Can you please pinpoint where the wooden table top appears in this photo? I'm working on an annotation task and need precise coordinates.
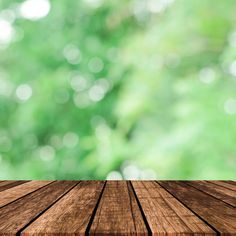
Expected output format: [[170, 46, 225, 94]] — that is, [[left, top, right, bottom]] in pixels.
[[0, 180, 235, 235]]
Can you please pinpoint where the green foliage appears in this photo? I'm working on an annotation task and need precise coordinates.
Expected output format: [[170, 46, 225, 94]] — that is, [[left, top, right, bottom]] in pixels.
[[0, 0, 235, 179]]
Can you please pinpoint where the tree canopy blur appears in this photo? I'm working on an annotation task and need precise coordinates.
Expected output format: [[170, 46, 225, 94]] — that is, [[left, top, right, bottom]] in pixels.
[[0, 0, 236, 180]]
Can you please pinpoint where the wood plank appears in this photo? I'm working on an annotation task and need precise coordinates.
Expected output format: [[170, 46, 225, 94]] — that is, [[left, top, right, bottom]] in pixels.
[[21, 181, 105, 236], [0, 180, 53, 208], [209, 181, 236, 192], [89, 181, 148, 235], [184, 181, 236, 207], [132, 181, 216, 236], [226, 181, 236, 186], [0, 180, 29, 192], [0, 180, 25, 187], [0, 181, 21, 187], [0, 181, 78, 236], [0, 181, 10, 187], [158, 181, 236, 235]]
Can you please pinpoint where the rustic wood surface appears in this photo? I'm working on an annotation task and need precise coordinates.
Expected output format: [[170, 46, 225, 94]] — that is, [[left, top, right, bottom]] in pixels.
[[0, 180, 235, 236]]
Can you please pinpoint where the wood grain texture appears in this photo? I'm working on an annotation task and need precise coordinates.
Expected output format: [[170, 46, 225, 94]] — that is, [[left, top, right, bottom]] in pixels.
[[132, 181, 216, 236], [0, 180, 53, 208], [0, 180, 29, 192], [21, 181, 104, 236], [89, 181, 148, 235], [158, 181, 236, 235], [0, 180, 235, 236], [226, 181, 236, 186], [184, 181, 236, 207], [0, 181, 10, 186], [209, 181, 236, 192], [0, 181, 78, 236]]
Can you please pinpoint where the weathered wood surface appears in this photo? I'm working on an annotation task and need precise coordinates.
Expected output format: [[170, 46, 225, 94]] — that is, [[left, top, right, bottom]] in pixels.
[[0, 180, 235, 235]]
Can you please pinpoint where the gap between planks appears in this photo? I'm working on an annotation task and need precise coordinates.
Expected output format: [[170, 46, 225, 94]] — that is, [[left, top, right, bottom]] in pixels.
[[16, 181, 80, 236]]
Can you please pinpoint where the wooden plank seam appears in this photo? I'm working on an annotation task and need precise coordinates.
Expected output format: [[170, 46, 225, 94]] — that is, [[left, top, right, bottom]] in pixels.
[[183, 181, 236, 208], [16, 181, 80, 236], [0, 181, 56, 209], [157, 181, 220, 235], [85, 181, 107, 234], [0, 181, 235, 235], [129, 181, 152, 235], [206, 181, 236, 192]]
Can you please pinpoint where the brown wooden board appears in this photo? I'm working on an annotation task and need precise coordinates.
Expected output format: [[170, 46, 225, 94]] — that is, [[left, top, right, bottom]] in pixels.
[[209, 181, 236, 192], [184, 181, 236, 207], [89, 181, 148, 235], [158, 181, 236, 235], [21, 181, 104, 236], [132, 181, 216, 236], [0, 180, 235, 236], [0, 180, 53, 208], [0, 181, 78, 236], [0, 180, 29, 192], [0, 181, 10, 186], [227, 181, 236, 186]]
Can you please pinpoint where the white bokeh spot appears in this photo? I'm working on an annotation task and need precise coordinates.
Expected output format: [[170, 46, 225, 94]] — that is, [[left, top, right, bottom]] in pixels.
[[199, 67, 216, 84], [224, 98, 236, 115], [229, 60, 236, 77], [16, 84, 32, 102], [106, 171, 123, 180], [19, 0, 51, 21], [0, 19, 14, 46], [63, 132, 79, 148]]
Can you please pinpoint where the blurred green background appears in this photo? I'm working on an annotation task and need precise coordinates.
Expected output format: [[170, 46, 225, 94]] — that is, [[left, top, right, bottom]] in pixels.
[[0, 0, 236, 180]]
